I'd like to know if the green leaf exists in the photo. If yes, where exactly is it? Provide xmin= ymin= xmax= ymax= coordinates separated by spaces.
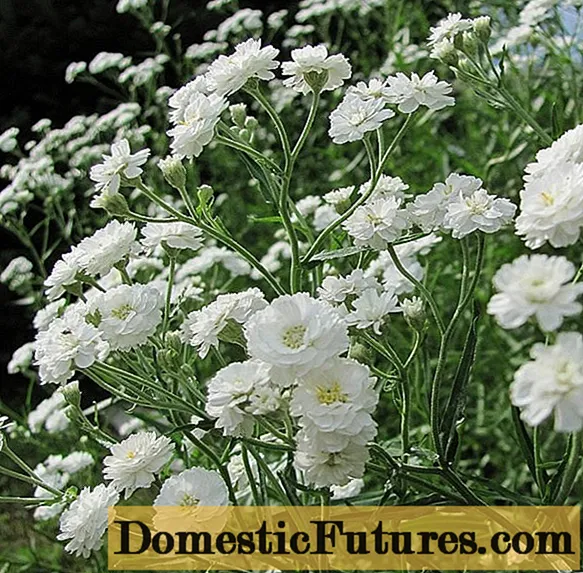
xmin=248 ymin=215 xmax=284 ymax=224
xmin=511 ymin=406 xmax=546 ymax=491
xmin=238 ymin=153 xmax=278 ymax=205
xmin=305 ymin=245 xmax=367 ymax=267
xmin=441 ymin=302 xmax=481 ymax=463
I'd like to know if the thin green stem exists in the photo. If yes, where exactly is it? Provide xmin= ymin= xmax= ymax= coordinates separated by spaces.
xmin=302 ymin=114 xmax=414 ymax=265
xmin=387 ymin=245 xmax=445 ymax=336
xmin=163 ymin=256 xmax=176 ymax=337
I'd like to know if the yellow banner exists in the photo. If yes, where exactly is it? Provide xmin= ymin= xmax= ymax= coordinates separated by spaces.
xmin=108 ymin=505 xmax=580 ymax=570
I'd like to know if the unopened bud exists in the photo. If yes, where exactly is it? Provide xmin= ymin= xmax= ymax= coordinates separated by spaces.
xmin=244 ymin=116 xmax=258 ymax=132
xmin=159 ymin=156 xmax=187 ymax=191
xmin=433 ymin=39 xmax=459 ymax=66
xmin=401 ymin=296 xmax=426 ymax=330
xmin=60 ymin=380 xmax=81 ymax=407
xmin=349 ymin=341 xmax=371 ymax=363
xmin=91 ymin=192 xmax=130 ymax=217
xmin=197 ymin=184 xmax=214 ymax=210
xmin=473 ymin=15 xmax=492 ymax=43
xmin=461 ymin=31 xmax=480 ymax=58
xmin=229 ymin=103 xmax=247 ymax=128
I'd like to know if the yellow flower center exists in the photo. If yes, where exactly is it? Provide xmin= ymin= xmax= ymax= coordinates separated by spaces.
xmin=282 ymin=325 xmax=306 ymax=349
xmin=316 ymin=381 xmax=348 ymax=405
xmin=126 ymin=451 xmax=136 ymax=459
xmin=541 ymin=191 xmax=555 ymax=206
xmin=111 ymin=304 xmax=133 ymax=320
xmin=180 ymin=493 xmax=200 ymax=506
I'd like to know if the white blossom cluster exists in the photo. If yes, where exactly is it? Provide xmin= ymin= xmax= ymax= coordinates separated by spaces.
xmin=2 ymin=0 xmax=583 ymax=564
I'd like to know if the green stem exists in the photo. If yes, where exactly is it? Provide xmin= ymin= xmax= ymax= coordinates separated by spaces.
xmin=387 ymin=245 xmax=445 ymax=336
xmin=429 ymin=234 xmax=485 ymax=459
xmin=302 ymin=114 xmax=413 ymax=265
xmin=163 ymin=256 xmax=176 ymax=337
xmin=135 ymin=180 xmax=284 ymax=295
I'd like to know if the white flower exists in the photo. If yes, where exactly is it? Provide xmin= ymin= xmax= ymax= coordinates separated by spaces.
xmin=488 ymin=255 xmax=583 ymax=331
xmin=168 ymin=76 xmax=213 ymax=124
xmin=168 ymin=92 xmax=227 ymax=158
xmin=205 ymin=38 xmax=279 ymax=96
xmin=343 ymin=197 xmax=409 ymax=250
xmin=0 ymin=185 xmax=33 ymax=215
xmin=359 ymin=175 xmax=409 ymax=202
xmin=1 ymin=256 xmax=33 ymax=290
xmin=8 ymin=342 xmax=34 ymax=374
xmin=408 ymin=173 xmax=483 ymax=232
xmin=324 ymin=186 xmax=354 ymax=206
xmin=89 ymin=138 xmax=150 ymax=196
xmin=401 ymin=296 xmax=425 ymax=325
xmin=33 ymin=299 xmax=65 ymax=330
xmin=349 ymin=78 xmax=394 ymax=102
xmin=443 ymin=188 xmax=516 ymax=238
xmin=57 ymin=484 xmax=119 ymax=557
xmin=154 ymin=467 xmax=229 ymax=505
xmin=103 ymin=432 xmax=174 ymax=498
xmin=524 ymin=125 xmax=583 ymax=182
xmin=181 ymin=288 xmax=267 ymax=358
xmin=385 ymin=71 xmax=455 ymax=113
xmin=0 ymin=127 xmax=19 ymax=152
xmin=35 ymin=307 xmax=109 ymax=385
xmin=511 ymin=332 xmax=583 ymax=432
xmin=59 ymin=452 xmax=94 ymax=474
xmin=313 ymin=204 xmax=340 ymax=232
xmin=89 ymin=284 xmax=163 ymax=351
xmin=317 ymin=269 xmax=381 ymax=304
xmin=65 ymin=62 xmax=87 ymax=83
xmin=75 ymin=221 xmax=139 ymax=277
xmin=295 ymin=195 xmax=322 ymax=216
xmin=282 ymin=45 xmax=351 ymax=94
xmin=516 ymin=162 xmax=583 ymax=249
xmin=245 ymin=293 xmax=350 ymax=378
xmin=291 ymin=358 xmax=378 ymax=437
xmin=294 ymin=438 xmax=370 ymax=487
xmin=206 ymin=360 xmax=281 ymax=436
xmin=346 ymin=289 xmax=401 ymax=334
xmin=28 ymin=391 xmax=69 ymax=433
xmin=329 ymin=93 xmax=395 ymax=144
xmin=44 ymin=252 xmax=81 ymax=301
xmin=331 ymin=478 xmax=364 ymax=500
xmin=116 ymin=0 xmax=148 ymax=13
xmin=428 ymin=12 xmax=472 ymax=45
xmin=141 ymin=222 xmax=203 ymax=252
xmin=88 ymin=52 xmax=128 ymax=74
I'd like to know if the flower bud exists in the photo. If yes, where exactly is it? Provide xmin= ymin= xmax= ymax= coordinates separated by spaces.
xmin=159 ymin=156 xmax=187 ymax=191
xmin=433 ymin=40 xmax=459 ymax=66
xmin=91 ymin=192 xmax=130 ymax=217
xmin=244 ymin=116 xmax=258 ymax=132
xmin=349 ymin=341 xmax=371 ymax=363
xmin=461 ymin=31 xmax=480 ymax=58
xmin=401 ymin=297 xmax=426 ymax=330
xmin=60 ymin=380 xmax=81 ymax=407
xmin=473 ymin=15 xmax=492 ymax=43
xmin=197 ymin=184 xmax=214 ymax=207
xmin=229 ymin=103 xmax=247 ymax=128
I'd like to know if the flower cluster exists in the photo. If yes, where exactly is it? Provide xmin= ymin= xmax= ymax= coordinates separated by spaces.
xmin=2 ymin=1 xmax=583 ymax=565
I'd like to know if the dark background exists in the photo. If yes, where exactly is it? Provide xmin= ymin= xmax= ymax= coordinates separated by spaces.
xmin=0 ymin=0 xmax=293 ymax=407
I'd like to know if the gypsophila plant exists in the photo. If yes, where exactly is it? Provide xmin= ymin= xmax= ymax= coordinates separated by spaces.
xmin=1 ymin=0 xmax=582 ymax=569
